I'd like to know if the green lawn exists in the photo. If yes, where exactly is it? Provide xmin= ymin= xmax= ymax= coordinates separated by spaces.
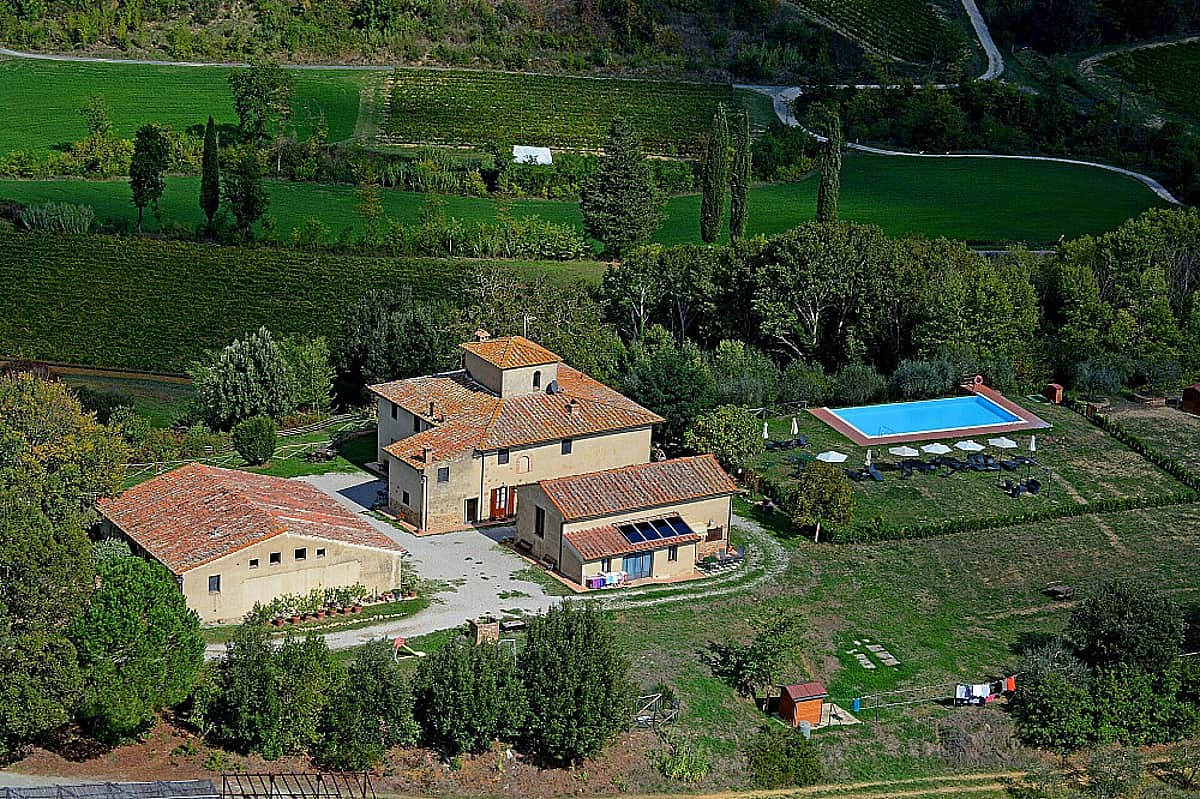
xmin=0 ymin=57 xmax=365 ymax=156
xmin=613 ymin=501 xmax=1200 ymax=782
xmin=1105 ymin=398 xmax=1200 ymax=475
xmin=0 ymin=150 xmax=1168 ymax=245
xmin=60 ymin=372 xmax=195 ymax=427
xmin=751 ymin=402 xmax=1185 ymax=541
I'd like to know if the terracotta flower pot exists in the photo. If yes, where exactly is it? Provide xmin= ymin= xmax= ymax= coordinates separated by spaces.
xmin=315 ymin=610 xmax=326 ymax=619
xmin=351 ymin=605 xmax=363 ymax=614
xmin=271 ymin=618 xmax=284 ymax=627
xmin=289 ymin=615 xmax=301 ymax=624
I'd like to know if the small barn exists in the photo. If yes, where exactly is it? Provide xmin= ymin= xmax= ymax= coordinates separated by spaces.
xmin=779 ymin=681 xmax=828 ymax=729
xmin=1184 ymin=384 xmax=1200 ymax=416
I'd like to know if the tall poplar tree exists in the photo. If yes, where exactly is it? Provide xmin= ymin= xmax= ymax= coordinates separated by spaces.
xmin=200 ymin=116 xmax=220 ymax=227
xmin=580 ymin=117 xmax=663 ymax=257
xmin=816 ymin=111 xmax=843 ymax=224
xmin=729 ymin=110 xmax=752 ymax=242
xmin=699 ymin=103 xmax=731 ymax=244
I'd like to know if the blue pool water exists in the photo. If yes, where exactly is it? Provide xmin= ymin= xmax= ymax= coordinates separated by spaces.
xmin=828 ymin=395 xmax=1022 ymax=439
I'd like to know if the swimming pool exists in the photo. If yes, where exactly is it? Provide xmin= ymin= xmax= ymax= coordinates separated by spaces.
xmin=820 ymin=393 xmax=1033 ymax=443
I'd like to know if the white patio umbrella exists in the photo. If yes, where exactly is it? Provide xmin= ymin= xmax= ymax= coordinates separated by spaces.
xmin=865 ymin=449 xmax=872 ymax=467
xmin=1029 ymin=435 xmax=1037 ymax=453
xmin=790 ymin=417 xmax=799 ymax=436
xmin=888 ymin=445 xmax=919 ymax=458
xmin=817 ymin=450 xmax=848 ymax=463
xmin=955 ymin=440 xmax=985 ymax=453
xmin=921 ymin=442 xmax=951 ymax=456
xmin=763 ymin=421 xmax=769 ymax=440
xmin=988 ymin=437 xmax=1018 ymax=450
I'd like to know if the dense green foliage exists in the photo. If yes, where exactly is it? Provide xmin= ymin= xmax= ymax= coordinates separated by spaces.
xmin=815 ymin=112 xmax=842 ymax=223
xmin=684 ymin=404 xmax=764 ymax=473
xmin=1103 ymin=41 xmax=1200 ymax=123
xmin=981 ymin=0 xmax=1199 ymax=53
xmin=17 ymin=201 xmax=93 ymax=233
xmin=190 ymin=327 xmax=298 ymax=429
xmin=129 ymin=124 xmax=169 ymax=232
xmin=743 ymin=725 xmax=825 ymax=788
xmin=228 ymin=63 xmax=294 ymax=144
xmin=700 ymin=104 xmax=730 ymax=244
xmin=200 ymin=116 xmax=220 ymax=226
xmin=0 ymin=493 xmax=89 ymax=762
xmin=580 ymin=118 xmax=663 ymax=256
xmin=519 ymin=602 xmax=634 ymax=765
xmin=784 ymin=460 xmax=853 ymax=542
xmin=232 ymin=416 xmax=277 ymax=465
xmin=729 ymin=111 xmax=752 ymax=242
xmin=620 ymin=327 xmax=717 ymax=451
xmin=222 ymin=144 xmax=269 ymax=235
xmin=412 ymin=639 xmax=526 ymax=755
xmin=1011 ymin=582 xmax=1199 ymax=752
xmin=70 ymin=554 xmax=204 ymax=742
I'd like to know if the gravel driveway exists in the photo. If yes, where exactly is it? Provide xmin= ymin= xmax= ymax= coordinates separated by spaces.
xmin=203 ymin=472 xmax=562 ymax=658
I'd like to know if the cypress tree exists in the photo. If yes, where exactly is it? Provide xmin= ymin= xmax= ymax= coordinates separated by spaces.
xmin=200 ymin=116 xmax=220 ymax=227
xmin=699 ymin=103 xmax=731 ymax=244
xmin=729 ymin=110 xmax=752 ymax=242
xmin=579 ymin=117 xmax=663 ymax=257
xmin=816 ymin=111 xmax=843 ymax=224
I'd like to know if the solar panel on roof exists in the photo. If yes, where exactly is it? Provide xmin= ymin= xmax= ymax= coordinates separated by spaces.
xmin=635 ymin=520 xmax=660 ymax=540
xmin=652 ymin=518 xmax=674 ymax=537
xmin=620 ymin=525 xmax=645 ymax=543
xmin=667 ymin=516 xmax=694 ymax=536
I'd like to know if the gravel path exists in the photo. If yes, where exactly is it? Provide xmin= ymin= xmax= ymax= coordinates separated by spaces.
xmin=961 ymin=0 xmax=1005 ymax=80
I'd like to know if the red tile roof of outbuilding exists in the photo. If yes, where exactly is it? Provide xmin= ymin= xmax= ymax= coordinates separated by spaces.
xmin=781 ymin=682 xmax=828 ymax=702
xmin=96 ymin=463 xmax=405 ymax=574
xmin=539 ymin=455 xmax=738 ymax=522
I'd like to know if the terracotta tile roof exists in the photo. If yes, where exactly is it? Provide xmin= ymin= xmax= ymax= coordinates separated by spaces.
xmin=540 ymin=455 xmax=738 ymax=521
xmin=460 ymin=335 xmax=560 ymax=369
xmin=782 ymin=682 xmax=828 ymax=702
xmin=97 ymin=463 xmax=405 ymax=574
xmin=374 ymin=365 xmax=663 ymax=468
xmin=565 ymin=520 xmax=702 ymax=562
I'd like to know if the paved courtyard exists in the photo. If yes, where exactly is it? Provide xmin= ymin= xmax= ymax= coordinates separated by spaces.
xmin=204 ymin=472 xmax=561 ymax=657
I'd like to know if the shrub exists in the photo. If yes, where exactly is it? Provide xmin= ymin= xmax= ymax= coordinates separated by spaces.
xmin=520 ymin=602 xmax=634 ymax=764
xmin=778 ymin=360 xmax=829 ymax=406
xmin=18 ymin=202 xmax=95 ymax=234
xmin=890 ymin=358 xmax=955 ymax=399
xmin=1072 ymin=355 xmax=1129 ymax=398
xmin=232 ymin=416 xmax=277 ymax=465
xmin=832 ymin=362 xmax=885 ymax=405
xmin=413 ymin=639 xmax=525 ymax=755
xmin=684 ymin=404 xmax=763 ymax=473
xmin=743 ymin=725 xmax=823 ymax=789
xmin=1066 ymin=578 xmax=1185 ymax=674
xmin=654 ymin=735 xmax=710 ymax=782
xmin=316 ymin=641 xmax=419 ymax=769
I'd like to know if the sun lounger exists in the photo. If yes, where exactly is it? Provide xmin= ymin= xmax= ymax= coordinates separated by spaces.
xmin=844 ymin=468 xmax=863 ymax=481
xmin=1015 ymin=456 xmax=1039 ymax=467
xmin=868 ymin=465 xmax=885 ymax=482
xmin=999 ymin=459 xmax=1018 ymax=471
xmin=1027 ymin=478 xmax=1041 ymax=495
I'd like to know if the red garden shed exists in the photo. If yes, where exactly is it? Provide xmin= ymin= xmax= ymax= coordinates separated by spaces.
xmin=778 ymin=681 xmax=828 ymax=728
xmin=1184 ymin=384 xmax=1200 ymax=416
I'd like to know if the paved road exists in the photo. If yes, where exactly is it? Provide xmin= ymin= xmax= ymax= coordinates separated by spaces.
xmin=202 ymin=472 xmax=561 ymax=659
xmin=961 ymin=0 xmax=1005 ymax=80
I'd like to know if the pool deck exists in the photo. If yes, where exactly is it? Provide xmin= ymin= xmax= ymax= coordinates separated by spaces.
xmin=809 ymin=385 xmax=1052 ymax=446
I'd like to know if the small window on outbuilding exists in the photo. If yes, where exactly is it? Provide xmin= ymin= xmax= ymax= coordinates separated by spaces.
xmin=402 ymin=490 xmax=410 ymax=506
xmin=269 ymin=552 xmax=282 ymax=565
xmin=295 ymin=547 xmax=307 ymax=561
xmin=437 ymin=467 xmax=450 ymax=483
xmin=498 ymin=448 xmax=510 ymax=465
xmin=561 ymin=439 xmax=573 ymax=455
xmin=668 ymin=545 xmax=678 ymax=562
xmin=208 ymin=575 xmax=221 ymax=593
xmin=413 ymin=415 xmax=421 ymax=433
xmin=533 ymin=370 xmax=542 ymax=389
xmin=248 ymin=558 xmax=259 ymax=569
xmin=517 ymin=456 xmax=531 ymax=474
xmin=316 ymin=548 xmax=326 ymax=558
xmin=535 ymin=506 xmax=546 ymax=538
xmin=391 ymin=404 xmax=398 ymax=420
xmin=601 ymin=558 xmax=612 ymax=573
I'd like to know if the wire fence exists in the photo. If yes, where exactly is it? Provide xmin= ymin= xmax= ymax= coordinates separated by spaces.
xmin=0 ymin=781 xmax=217 ymax=799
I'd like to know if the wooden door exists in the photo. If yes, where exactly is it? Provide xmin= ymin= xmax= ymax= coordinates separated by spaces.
xmin=490 ymin=486 xmax=510 ymax=520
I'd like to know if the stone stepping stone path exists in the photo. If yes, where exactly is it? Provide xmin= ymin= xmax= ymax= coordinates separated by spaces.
xmin=847 ymin=637 xmax=900 ymax=669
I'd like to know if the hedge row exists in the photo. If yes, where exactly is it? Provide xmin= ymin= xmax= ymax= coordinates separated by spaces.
xmin=1066 ymin=399 xmax=1200 ymax=492
xmin=0 ymin=232 xmax=601 ymax=372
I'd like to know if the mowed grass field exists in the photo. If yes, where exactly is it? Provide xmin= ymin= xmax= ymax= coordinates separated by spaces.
xmin=0 ymin=57 xmax=366 ymax=154
xmin=1100 ymin=40 xmax=1200 ymax=120
xmin=0 ymin=151 xmax=1168 ymax=245
xmin=751 ymin=402 xmax=1185 ymax=538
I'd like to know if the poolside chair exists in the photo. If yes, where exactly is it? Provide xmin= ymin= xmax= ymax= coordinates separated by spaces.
xmin=844 ymin=468 xmax=863 ymax=481
xmin=797 ymin=434 xmax=809 ymax=447
xmin=1016 ymin=456 xmax=1039 ymax=467
xmin=999 ymin=459 xmax=1019 ymax=471
xmin=867 ymin=465 xmax=885 ymax=482
xmin=1011 ymin=484 xmax=1027 ymax=498
xmin=1027 ymin=478 xmax=1042 ymax=495
xmin=981 ymin=455 xmax=1002 ymax=472
xmin=900 ymin=464 xmax=914 ymax=478
xmin=915 ymin=461 xmax=939 ymax=474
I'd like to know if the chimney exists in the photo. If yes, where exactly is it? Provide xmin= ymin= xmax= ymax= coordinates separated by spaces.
xmin=473 ymin=328 xmax=491 ymax=342
xmin=566 ymin=398 xmax=580 ymax=417
xmin=422 ymin=445 xmax=434 ymax=464
xmin=428 ymin=400 xmax=436 ymax=418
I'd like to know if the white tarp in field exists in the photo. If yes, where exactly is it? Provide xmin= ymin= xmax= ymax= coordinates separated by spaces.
xmin=512 ymin=145 xmax=553 ymax=165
